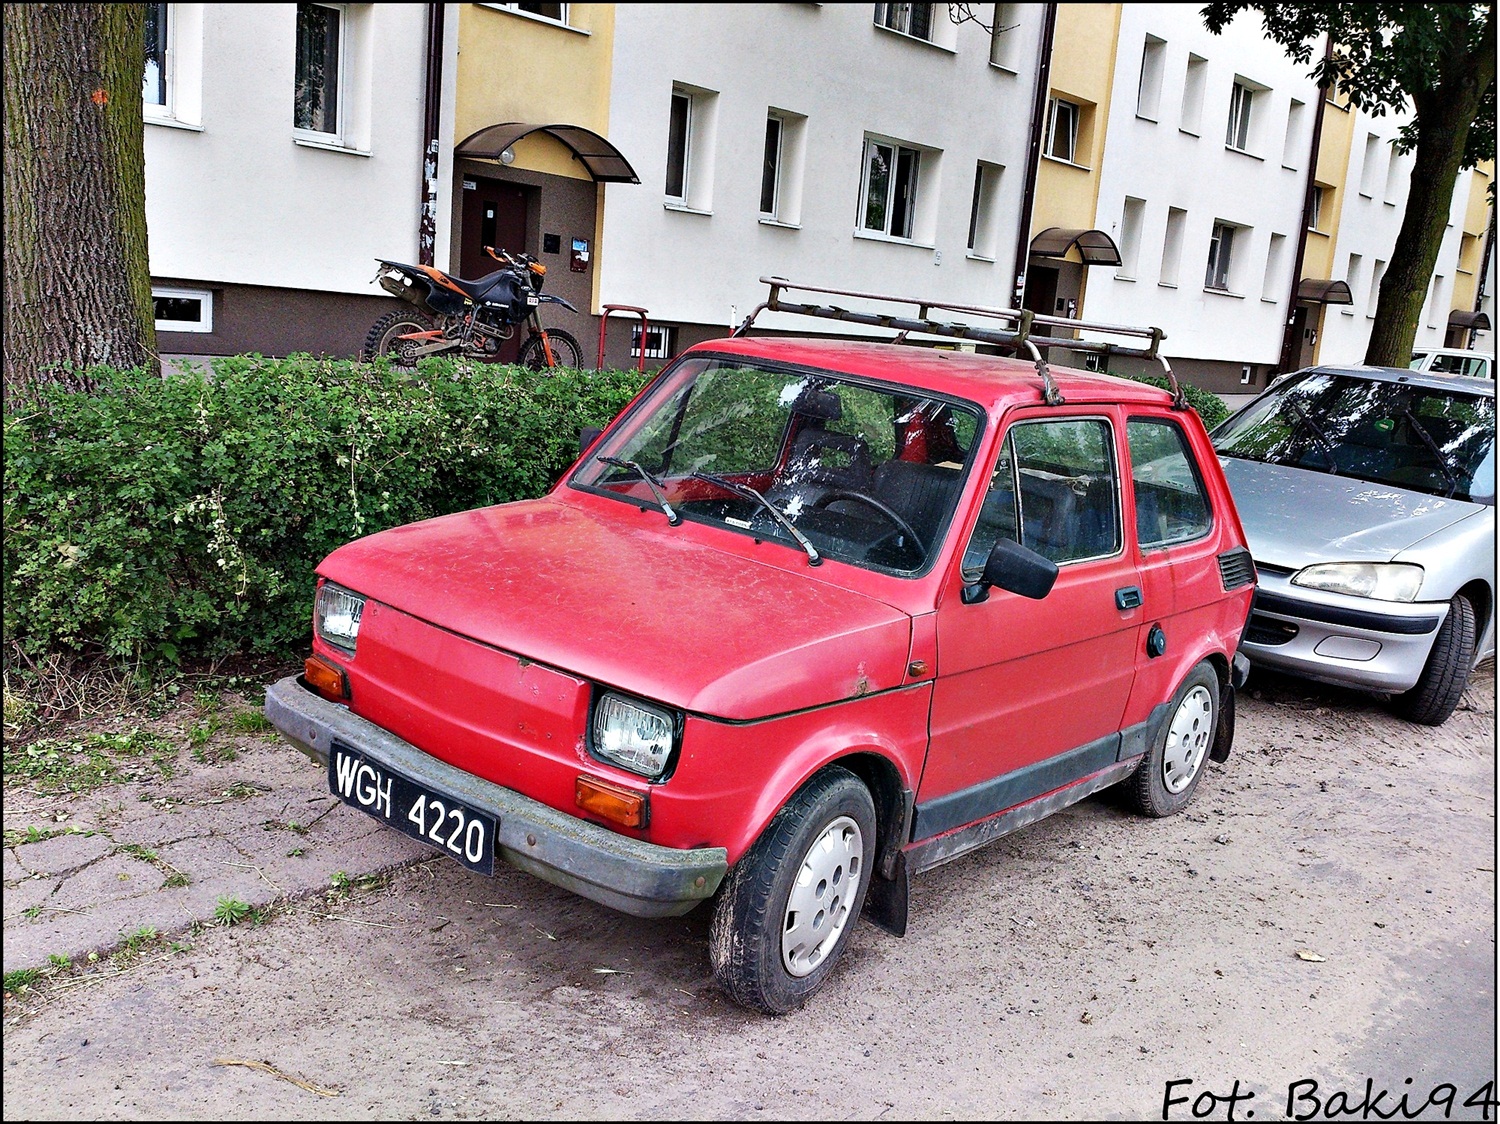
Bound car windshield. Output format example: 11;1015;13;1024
571;355;983;574
1213;372;1495;504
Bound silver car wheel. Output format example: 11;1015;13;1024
1162;684;1214;794
781;815;863;978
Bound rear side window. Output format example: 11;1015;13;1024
1127;418;1213;548
963;417;1121;573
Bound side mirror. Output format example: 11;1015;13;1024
962;539;1059;604
579;426;603;456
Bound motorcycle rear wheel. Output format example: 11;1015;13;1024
518;328;582;371
362;309;434;366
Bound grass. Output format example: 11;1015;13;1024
2;726;178;792
231;710;273;734
4;968;42;993
1;822;96;848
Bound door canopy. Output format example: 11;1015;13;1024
1295;278;1353;304
1029;227;1122;267
455;122;641;184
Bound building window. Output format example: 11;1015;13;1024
1358;133;1382;197
1282;99;1305;168
1136;35;1166;121
1368;260;1386;317
1117;196;1146;278
1180;54;1207;135
1226;81;1253;151
143;3;169;111
631;324;675;360
1205;222;1236;291
294;3;343;137
493;2;569;24
1345;253;1364;314
760;115;783;216
665;89;692;200
153;287;213;333
874;2;934;41
1309;185;1327;231
967;162;1002;258
860;137;921;239
989;3;1022;69
1044;97;1079;163
1159;206;1186;286
1262;232;1286;301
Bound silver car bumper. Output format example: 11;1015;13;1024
1240;570;1447;693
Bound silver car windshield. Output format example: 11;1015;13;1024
572;356;983;575
1213;373;1495;505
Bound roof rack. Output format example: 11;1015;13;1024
731;276;1184;410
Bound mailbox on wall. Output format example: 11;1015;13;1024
571;238;590;273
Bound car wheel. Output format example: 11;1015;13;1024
1128;661;1219;818
709;766;876;1015
1389;594;1476;727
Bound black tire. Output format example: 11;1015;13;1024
1389;594;1476;726
362;309;433;365
518;328;582;371
1127;661;1219;818
709;766;876;1015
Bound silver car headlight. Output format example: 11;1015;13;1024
1290;562;1424;603
591;692;679;779
315;582;366;653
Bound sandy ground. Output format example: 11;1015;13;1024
2;663;1494;1121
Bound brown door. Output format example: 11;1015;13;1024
460;178;528;280
1023;264;1060;317
460;177;529;362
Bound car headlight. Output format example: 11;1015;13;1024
315;582;366;653
1290;562;1424;603
591;692;678;779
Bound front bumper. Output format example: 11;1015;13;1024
264;676;727;918
1239;570;1446;693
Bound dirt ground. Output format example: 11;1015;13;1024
2;662;1494;1121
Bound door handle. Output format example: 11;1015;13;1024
1115;586;1143;610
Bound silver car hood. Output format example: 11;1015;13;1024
1219;456;1484;567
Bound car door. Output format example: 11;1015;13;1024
918;407;1142;840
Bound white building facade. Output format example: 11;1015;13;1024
597;3;1046;352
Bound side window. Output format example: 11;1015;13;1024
963;417;1121;573
1127;418;1213;548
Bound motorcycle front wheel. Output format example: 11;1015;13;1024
518;328;583;371
362;309;434;366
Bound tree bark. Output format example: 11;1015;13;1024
1364;40;1494;366
3;3;156;399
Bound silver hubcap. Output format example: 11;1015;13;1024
782;815;863;978
1162;684;1214;794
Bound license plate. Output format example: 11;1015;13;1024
328;743;496;875
526;294;540;305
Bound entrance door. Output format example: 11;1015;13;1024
460;177;529;362
1023;264;1060;318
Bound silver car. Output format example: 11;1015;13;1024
1211;365;1495;725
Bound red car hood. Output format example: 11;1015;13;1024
318;499;913;721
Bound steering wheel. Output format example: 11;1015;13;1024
809;490;923;548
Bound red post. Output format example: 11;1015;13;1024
597;305;652;372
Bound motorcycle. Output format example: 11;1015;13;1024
363;246;583;369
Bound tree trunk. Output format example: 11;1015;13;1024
1364;46;1493;366
3;3;156;400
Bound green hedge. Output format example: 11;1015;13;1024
1123;374;1231;429
4;356;648;663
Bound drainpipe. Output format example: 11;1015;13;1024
1277;35;1333;374
1470;209;1495;350
417;3;446;266
1009;2;1058;309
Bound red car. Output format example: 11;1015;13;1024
267;293;1254;1014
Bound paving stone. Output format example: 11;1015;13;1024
7;832;115;876
47;854;164;911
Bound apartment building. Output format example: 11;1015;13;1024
596;3;1046;358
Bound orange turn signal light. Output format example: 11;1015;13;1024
529;261;546;276
304;655;349;701
576;774;647;829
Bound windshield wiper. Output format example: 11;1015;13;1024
1399;409;1459;498
689;471;822;566
1284;397;1339;474
596;456;680;525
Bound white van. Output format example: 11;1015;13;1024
1409;347;1493;379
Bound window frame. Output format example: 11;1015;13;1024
293;2;346;143
142;2;172;118
858;135;922;241
152;286;214;334
1226;81;1254;152
1044;97;1080;164
1136;34;1166;121
1206;222;1236;291
874;2;934;42
665;88;693;202
760;113;784;217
